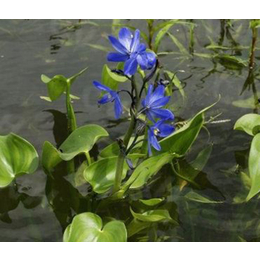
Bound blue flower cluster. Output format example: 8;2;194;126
93;27;175;156
107;28;156;76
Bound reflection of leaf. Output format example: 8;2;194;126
215;54;247;70
232;93;260;109
63;212;127;242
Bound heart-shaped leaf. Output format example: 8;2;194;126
234;113;260;136
41;74;68;101
42;124;109;171
0;133;39;188
63;212;127;242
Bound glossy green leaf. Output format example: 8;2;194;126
0;133;39;188
234;114;260;136
122;153;176;190
127;219;151;238
154;23;176;53
139;198;164;206
130;208;174;223
41;74;68;101
68;67;88;85
59;124;108;161
158;98;219;156
42;141;62;172
42;125;108;170
63;212;127;242
84;157;128;194
247;133;260;201
185;191;223;204
102;64;127;91
165;70;185;99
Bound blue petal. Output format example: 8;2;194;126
108;35;128;54
142;84;153;107
107;52;129;62
158;123;175;137
93;81;111;92
148;129;161;151
137;43;146;53
118;28;132;51
150;108;175;121
98;93;113;104
150;96;170;108
148;85;165;106
114;96;123;119
124;58;138;76
137;51;156;70
130;29;140;53
146;110;156;123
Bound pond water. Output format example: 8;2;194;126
0;19;260;242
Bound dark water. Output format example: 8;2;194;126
0;19;260;242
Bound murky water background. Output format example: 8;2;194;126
0;19;260;241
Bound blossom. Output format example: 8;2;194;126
93;81;123;119
148;120;175;155
141;84;175;122
107;27;156;76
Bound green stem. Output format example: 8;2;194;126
65;81;77;173
113;76;139;193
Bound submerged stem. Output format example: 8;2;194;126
249;22;258;70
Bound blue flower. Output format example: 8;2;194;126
142;84;175;122
148;120;175;155
93;81;123;119
107;28;156;76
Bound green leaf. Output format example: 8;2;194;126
0;133;39;188
87;44;111;53
130;208;174;223
139;198;164;206
84;157;128;194
234;114;260;136
165;70;186;99
41;74;68;101
42;125;108;170
42;141;62;172
185;191;223;204
167;32;189;56
63;212;127;242
154;22;176;53
68;67;88;85
122;153;176;190
158;98;219;156
215;54;247;70
247;133;260;201
59;124;108;161
102;64;127;91
127;219;151;238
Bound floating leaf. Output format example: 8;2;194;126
63;212;127;242
234;114;260;136
247;133;260;201
0;133;39;188
130;208;174;223
185;191;223;204
139;198;164;206
84;156;128;194
232;94;260;109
